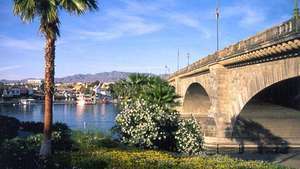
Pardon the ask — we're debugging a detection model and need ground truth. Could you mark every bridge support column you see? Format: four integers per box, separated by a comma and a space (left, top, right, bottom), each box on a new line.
206, 63, 233, 146
174, 77, 184, 112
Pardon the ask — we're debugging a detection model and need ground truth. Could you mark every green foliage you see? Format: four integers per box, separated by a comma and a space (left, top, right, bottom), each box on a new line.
20, 121, 44, 133
72, 131, 119, 150
110, 73, 148, 100
0, 115, 20, 143
175, 118, 203, 155
0, 136, 68, 169
111, 74, 179, 109
19, 121, 74, 151
55, 149, 287, 169
0, 137, 39, 169
142, 77, 179, 109
20, 121, 70, 133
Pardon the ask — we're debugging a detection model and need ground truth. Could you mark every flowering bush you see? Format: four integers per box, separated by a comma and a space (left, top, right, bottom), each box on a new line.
113, 74, 204, 153
115, 99, 179, 150
175, 118, 203, 155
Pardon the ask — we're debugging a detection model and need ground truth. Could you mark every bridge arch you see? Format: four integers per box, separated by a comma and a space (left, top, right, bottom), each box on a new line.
230, 57, 300, 118
232, 76, 300, 145
182, 82, 212, 116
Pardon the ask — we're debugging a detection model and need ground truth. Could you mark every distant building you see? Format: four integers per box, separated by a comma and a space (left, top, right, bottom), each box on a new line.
92, 82, 112, 97
27, 79, 43, 86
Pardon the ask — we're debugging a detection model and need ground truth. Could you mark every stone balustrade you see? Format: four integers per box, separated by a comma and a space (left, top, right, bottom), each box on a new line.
169, 17, 300, 79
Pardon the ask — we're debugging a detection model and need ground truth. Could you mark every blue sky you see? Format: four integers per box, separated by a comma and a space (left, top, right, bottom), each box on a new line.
0, 0, 295, 80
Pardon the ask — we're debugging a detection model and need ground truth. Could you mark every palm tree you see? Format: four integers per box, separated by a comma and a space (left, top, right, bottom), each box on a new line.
143, 76, 179, 109
13, 0, 98, 156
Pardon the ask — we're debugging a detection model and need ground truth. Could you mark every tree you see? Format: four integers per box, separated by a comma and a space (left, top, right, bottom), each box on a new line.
142, 76, 179, 109
13, 0, 98, 156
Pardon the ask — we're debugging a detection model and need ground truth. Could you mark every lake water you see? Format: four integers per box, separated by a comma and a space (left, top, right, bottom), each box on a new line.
0, 103, 119, 134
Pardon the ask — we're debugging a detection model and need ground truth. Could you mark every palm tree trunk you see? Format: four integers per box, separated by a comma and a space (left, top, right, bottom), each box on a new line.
40, 37, 55, 156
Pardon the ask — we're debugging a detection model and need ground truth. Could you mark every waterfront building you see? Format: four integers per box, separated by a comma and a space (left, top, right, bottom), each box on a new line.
2, 88, 20, 97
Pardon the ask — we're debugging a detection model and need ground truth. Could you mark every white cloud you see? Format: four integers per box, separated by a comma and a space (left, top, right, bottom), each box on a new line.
73, 0, 215, 41
166, 13, 212, 38
0, 35, 43, 51
222, 4, 266, 26
0, 65, 22, 72
74, 7, 163, 41
67, 1, 267, 43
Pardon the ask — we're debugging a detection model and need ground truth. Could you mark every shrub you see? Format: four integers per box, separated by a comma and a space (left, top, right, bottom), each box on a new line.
20, 122, 74, 151
72, 131, 120, 150
0, 115, 20, 143
52, 123, 73, 151
115, 99, 179, 150
20, 121, 44, 133
0, 137, 66, 169
20, 121, 70, 134
175, 118, 203, 155
0, 137, 39, 169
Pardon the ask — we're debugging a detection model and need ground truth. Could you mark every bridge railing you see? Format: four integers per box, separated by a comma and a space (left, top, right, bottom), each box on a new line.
169, 54, 217, 78
169, 17, 300, 79
218, 18, 298, 60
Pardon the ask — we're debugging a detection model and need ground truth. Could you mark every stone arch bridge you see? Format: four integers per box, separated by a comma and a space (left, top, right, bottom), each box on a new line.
168, 17, 300, 148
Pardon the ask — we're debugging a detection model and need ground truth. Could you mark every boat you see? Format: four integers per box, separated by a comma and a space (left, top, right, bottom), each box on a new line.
99, 97, 111, 104
20, 99, 36, 105
76, 94, 96, 105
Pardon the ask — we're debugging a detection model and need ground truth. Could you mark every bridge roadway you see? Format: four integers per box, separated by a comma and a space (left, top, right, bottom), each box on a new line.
168, 16, 300, 148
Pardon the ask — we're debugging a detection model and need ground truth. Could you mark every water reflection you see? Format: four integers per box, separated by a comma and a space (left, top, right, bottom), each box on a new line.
0, 103, 118, 134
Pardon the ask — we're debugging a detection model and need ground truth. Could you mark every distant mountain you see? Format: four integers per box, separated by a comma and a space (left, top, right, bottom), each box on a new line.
0, 71, 169, 83
55, 71, 135, 83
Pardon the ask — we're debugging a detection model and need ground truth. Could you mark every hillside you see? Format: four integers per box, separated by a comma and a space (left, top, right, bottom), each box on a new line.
0, 71, 168, 83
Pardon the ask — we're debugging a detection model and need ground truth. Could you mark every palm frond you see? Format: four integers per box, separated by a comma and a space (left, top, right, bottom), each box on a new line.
13, 0, 98, 38
59, 0, 98, 15
13, 0, 37, 22
37, 0, 60, 38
